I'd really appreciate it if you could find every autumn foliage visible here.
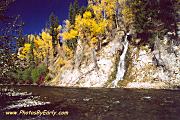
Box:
[16,0,178,83]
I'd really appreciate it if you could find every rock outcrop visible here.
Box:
[48,30,180,89]
[126,38,180,89]
[54,31,125,87]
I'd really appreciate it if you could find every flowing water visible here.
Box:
[112,34,129,87]
[0,85,180,120]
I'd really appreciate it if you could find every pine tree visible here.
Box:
[68,0,80,25]
[73,0,79,15]
[79,6,86,16]
[48,12,59,56]
[67,0,87,51]
[16,20,25,48]
[68,3,74,24]
[130,0,179,44]
[159,0,179,39]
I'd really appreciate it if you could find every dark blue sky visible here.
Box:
[7,0,87,35]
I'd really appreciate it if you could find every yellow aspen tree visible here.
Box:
[118,0,134,31]
[18,31,54,66]
[62,10,108,68]
[18,43,31,60]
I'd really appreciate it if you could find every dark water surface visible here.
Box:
[0,85,180,120]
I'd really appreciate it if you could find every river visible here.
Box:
[0,85,180,120]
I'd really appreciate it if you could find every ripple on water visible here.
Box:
[4,98,50,110]
[1,88,50,110]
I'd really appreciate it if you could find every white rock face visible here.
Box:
[58,35,122,87]
[50,31,180,89]
[126,39,180,89]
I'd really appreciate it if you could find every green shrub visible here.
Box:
[38,64,47,74]
[31,64,47,83]
[22,67,32,81]
[14,64,47,84]
[31,68,40,83]
[16,70,23,80]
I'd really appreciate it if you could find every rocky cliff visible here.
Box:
[48,30,180,89]
[125,37,180,89]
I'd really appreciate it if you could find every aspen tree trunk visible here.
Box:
[74,39,85,69]
[91,47,98,69]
